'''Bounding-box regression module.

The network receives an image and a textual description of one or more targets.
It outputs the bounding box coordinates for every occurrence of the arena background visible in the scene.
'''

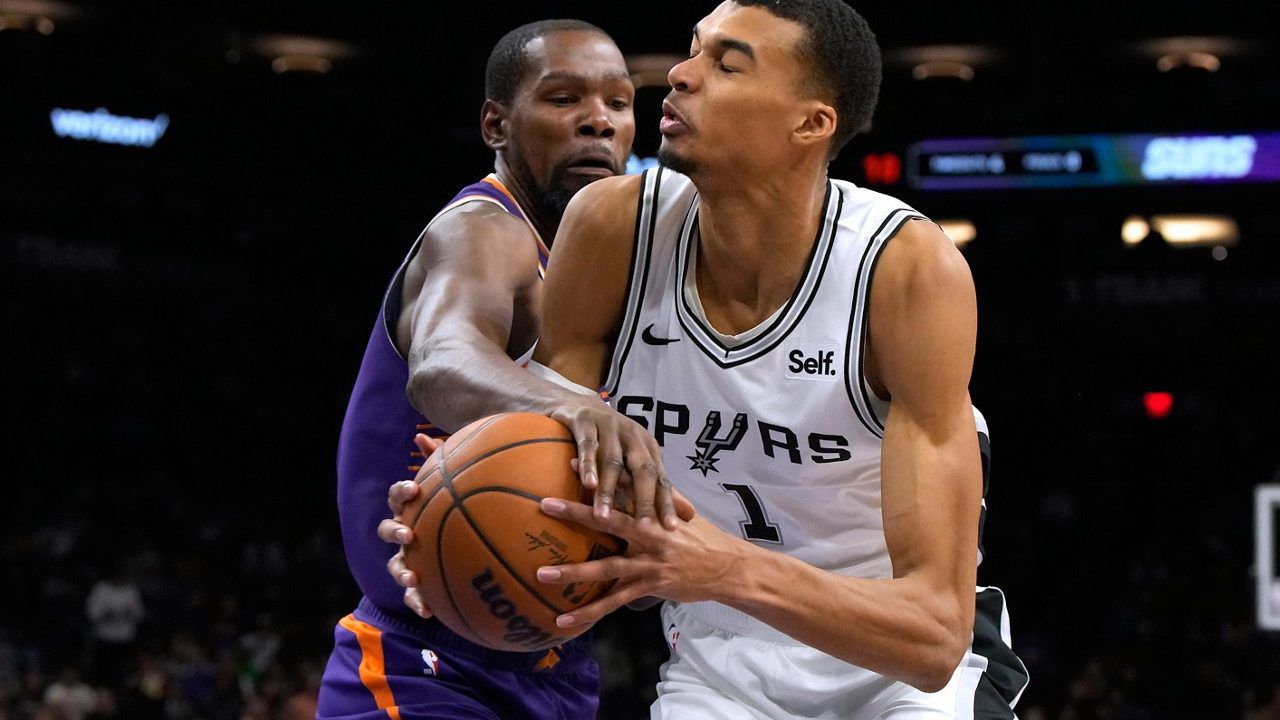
[3,1,1279,718]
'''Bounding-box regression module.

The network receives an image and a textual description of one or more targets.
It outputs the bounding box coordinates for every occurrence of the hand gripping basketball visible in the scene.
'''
[393,413,627,651]
[380,433,442,619]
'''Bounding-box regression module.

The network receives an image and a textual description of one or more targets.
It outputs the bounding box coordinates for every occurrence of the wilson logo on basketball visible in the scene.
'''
[471,569,557,649]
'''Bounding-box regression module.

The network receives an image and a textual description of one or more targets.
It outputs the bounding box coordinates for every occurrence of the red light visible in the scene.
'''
[1143,392,1174,419]
[861,152,902,185]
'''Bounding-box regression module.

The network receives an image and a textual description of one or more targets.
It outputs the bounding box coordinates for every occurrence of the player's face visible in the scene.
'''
[506,31,636,218]
[659,2,812,176]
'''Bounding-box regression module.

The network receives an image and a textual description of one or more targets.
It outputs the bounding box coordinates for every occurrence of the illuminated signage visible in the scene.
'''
[1258,485,1280,631]
[1141,135,1256,180]
[861,152,902,185]
[907,132,1280,190]
[50,108,170,148]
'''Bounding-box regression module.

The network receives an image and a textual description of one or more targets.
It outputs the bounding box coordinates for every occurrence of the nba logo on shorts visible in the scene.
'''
[666,623,680,653]
[420,649,440,676]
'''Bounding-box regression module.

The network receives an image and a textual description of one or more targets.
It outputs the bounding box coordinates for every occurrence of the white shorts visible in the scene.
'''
[649,588,1026,720]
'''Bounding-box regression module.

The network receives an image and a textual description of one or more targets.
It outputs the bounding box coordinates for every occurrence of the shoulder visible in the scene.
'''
[424,199,532,247]
[829,181,925,231]
[411,199,539,274]
[560,173,645,233]
[823,181,967,291]
[879,218,972,298]
[550,173,647,265]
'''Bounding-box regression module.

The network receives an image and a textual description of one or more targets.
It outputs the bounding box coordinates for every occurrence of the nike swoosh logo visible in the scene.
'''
[641,324,679,345]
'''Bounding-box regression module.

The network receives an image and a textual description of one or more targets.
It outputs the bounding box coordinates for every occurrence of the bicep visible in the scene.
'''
[534,176,640,388]
[407,208,541,362]
[869,219,982,583]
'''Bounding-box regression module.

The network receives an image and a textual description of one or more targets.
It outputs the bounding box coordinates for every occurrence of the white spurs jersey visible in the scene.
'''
[604,168,989,635]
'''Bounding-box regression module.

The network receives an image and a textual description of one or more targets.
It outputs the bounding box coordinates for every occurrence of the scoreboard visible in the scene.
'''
[904,132,1280,190]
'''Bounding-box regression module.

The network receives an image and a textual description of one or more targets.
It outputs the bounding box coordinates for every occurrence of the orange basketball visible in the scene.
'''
[398,412,623,652]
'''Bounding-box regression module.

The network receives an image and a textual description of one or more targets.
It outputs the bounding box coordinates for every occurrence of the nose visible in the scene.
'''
[667,56,697,93]
[577,97,616,138]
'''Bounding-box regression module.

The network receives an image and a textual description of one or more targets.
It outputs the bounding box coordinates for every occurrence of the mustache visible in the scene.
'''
[555,146,623,175]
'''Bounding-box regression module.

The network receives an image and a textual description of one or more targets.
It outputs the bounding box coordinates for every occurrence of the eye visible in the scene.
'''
[717,61,736,74]
[548,95,576,106]
[610,99,631,110]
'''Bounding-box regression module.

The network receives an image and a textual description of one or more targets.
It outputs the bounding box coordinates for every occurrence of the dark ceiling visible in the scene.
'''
[3,0,1278,206]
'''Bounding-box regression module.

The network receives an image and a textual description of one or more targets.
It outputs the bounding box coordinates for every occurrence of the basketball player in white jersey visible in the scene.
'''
[514,1,1030,717]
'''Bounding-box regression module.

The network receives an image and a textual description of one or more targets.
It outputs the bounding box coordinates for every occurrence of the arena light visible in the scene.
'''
[271,55,332,75]
[887,44,997,83]
[912,61,974,81]
[1140,36,1244,74]
[1121,216,1150,246]
[0,13,52,32]
[1157,51,1221,73]
[1149,214,1239,247]
[245,34,351,75]
[937,219,976,247]
[0,0,75,34]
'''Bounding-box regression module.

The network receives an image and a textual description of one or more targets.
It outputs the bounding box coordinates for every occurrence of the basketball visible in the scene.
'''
[399,412,624,652]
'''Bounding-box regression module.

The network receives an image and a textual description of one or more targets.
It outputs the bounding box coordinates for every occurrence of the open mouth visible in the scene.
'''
[660,101,689,135]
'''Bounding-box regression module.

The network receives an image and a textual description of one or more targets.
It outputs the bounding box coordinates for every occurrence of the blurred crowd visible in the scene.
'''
[0,508,332,720]
[3,496,1278,720]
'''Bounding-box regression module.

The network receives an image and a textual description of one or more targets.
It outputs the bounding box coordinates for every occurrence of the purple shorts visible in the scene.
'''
[317,597,600,720]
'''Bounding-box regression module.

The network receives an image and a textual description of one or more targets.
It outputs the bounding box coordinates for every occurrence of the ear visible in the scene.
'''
[481,99,510,152]
[793,101,838,151]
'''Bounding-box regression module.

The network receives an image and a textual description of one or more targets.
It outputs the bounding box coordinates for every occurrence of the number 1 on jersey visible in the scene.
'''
[720,483,782,544]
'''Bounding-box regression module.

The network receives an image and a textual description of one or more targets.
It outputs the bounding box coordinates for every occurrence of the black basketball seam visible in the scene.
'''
[450,475,592,619]
[440,413,510,464]
[408,463,448,506]
[408,436,574,528]
[407,432,579,648]
[452,486,623,612]
[434,502,487,644]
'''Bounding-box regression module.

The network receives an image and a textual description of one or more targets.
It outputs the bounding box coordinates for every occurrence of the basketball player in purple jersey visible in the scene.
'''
[318,20,684,720]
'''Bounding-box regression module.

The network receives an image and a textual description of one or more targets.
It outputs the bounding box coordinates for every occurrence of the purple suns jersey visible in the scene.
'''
[336,175,548,614]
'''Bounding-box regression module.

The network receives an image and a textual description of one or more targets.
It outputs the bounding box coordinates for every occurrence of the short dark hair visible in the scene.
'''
[484,19,611,105]
[733,0,881,159]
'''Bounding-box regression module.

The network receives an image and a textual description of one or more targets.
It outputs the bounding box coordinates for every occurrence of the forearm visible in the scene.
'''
[720,544,968,692]
[407,336,585,433]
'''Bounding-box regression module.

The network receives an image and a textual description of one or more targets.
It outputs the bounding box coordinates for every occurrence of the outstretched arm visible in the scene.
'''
[538,218,983,691]
[399,201,556,426]
[382,178,689,614]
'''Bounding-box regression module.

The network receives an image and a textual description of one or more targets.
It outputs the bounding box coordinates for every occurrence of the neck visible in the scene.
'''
[691,161,830,332]
[493,158,557,244]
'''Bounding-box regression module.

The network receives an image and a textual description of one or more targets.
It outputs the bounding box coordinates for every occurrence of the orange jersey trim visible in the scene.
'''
[533,647,561,672]
[338,614,403,720]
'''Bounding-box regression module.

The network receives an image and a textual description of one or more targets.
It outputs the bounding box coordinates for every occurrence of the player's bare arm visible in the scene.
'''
[399,202,548,423]
[537,218,983,692]
[381,176,695,614]
[532,173,685,527]
[378,202,549,615]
